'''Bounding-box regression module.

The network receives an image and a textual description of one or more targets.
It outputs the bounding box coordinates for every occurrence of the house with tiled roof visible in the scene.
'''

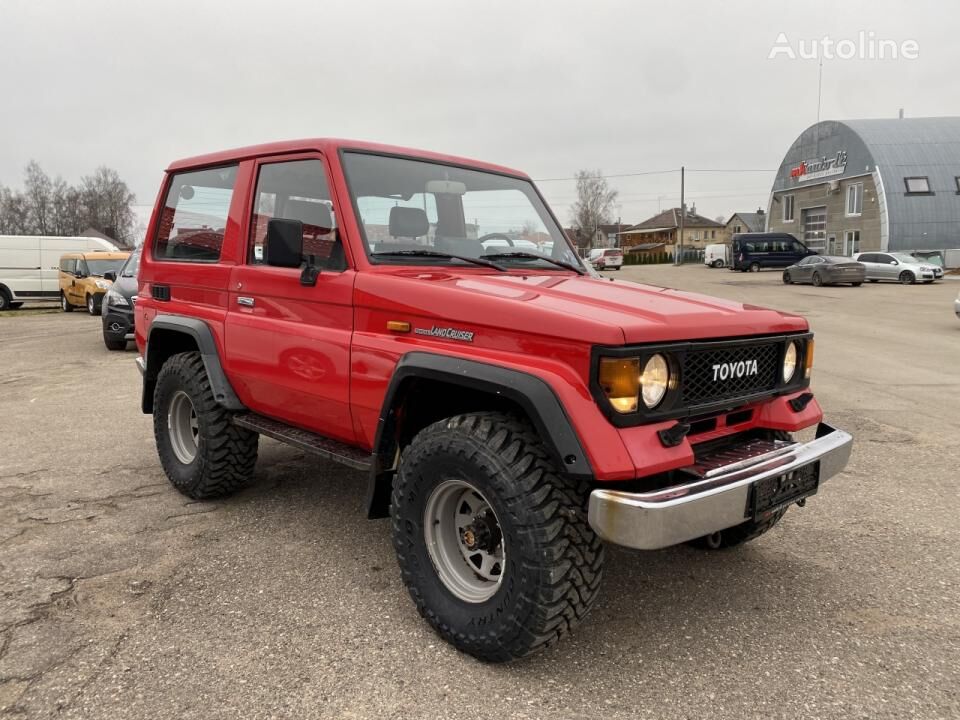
[618,207,724,249]
[725,210,766,236]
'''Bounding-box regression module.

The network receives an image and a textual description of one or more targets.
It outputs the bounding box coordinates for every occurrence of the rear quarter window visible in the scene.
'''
[154,165,238,262]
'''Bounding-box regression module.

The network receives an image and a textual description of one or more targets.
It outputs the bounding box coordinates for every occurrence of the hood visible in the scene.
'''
[356,270,808,346]
[111,274,138,298]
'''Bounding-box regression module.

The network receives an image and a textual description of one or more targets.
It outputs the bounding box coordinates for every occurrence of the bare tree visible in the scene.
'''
[570,170,617,247]
[0,186,31,234]
[0,162,137,243]
[24,161,53,235]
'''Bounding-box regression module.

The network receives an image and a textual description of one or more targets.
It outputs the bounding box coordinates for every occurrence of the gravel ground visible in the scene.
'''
[0,267,957,719]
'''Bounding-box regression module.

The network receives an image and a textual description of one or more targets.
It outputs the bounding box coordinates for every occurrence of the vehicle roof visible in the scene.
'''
[61,251,129,259]
[166,138,530,179]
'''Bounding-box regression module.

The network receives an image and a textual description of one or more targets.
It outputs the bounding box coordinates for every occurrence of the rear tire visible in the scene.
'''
[852,282,862,287]
[688,430,793,550]
[61,292,74,312]
[10,302,23,309]
[812,272,823,287]
[712,260,723,268]
[153,351,259,499]
[749,262,760,272]
[391,412,604,662]
[899,271,915,285]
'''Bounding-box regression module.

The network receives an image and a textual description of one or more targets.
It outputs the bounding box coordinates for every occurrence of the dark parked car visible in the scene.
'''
[783,255,865,287]
[731,233,816,272]
[101,246,140,350]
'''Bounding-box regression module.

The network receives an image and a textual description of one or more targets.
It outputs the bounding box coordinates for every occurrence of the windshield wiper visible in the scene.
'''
[483,251,586,275]
[372,249,507,272]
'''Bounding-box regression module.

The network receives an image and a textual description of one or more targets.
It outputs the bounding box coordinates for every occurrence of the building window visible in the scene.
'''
[846,182,863,216]
[904,176,932,194]
[783,194,795,222]
[844,230,860,256]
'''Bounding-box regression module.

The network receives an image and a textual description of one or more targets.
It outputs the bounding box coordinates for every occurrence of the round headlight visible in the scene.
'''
[641,354,669,408]
[783,341,798,383]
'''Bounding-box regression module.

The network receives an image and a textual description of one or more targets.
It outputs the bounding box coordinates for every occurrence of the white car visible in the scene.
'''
[853,251,942,284]
[704,243,729,268]
[955,290,960,319]
[588,248,623,270]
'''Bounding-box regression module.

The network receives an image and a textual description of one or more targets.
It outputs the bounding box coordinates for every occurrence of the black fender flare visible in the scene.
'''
[140,315,244,413]
[365,352,593,518]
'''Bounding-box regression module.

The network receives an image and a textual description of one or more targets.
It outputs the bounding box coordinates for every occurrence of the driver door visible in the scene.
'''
[224,154,357,444]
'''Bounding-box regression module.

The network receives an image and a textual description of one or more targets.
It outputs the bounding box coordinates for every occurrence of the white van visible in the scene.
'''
[0,235,117,310]
[704,243,729,268]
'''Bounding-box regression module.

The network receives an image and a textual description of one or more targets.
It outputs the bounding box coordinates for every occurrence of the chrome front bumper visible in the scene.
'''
[588,423,853,550]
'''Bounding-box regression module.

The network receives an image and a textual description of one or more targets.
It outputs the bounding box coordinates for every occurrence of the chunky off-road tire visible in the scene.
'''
[688,430,792,550]
[391,412,604,662]
[153,351,258,499]
[61,292,74,312]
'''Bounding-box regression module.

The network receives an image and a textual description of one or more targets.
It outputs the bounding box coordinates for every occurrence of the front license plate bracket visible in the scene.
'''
[748,461,820,519]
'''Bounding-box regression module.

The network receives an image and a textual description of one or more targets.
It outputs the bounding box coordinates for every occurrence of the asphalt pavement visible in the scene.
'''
[0,267,957,719]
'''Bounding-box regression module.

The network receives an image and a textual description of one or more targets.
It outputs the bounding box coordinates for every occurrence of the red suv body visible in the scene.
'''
[136,139,852,661]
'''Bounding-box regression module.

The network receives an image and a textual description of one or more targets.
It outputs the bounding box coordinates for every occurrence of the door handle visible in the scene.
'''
[237,296,255,307]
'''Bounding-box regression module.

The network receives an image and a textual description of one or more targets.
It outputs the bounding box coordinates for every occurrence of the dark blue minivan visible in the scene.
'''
[731,233,816,272]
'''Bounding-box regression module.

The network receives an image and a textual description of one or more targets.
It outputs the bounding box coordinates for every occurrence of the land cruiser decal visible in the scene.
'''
[712,359,759,381]
[414,325,475,342]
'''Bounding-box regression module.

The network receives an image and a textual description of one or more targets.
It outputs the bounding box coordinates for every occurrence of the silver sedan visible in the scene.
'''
[783,255,866,287]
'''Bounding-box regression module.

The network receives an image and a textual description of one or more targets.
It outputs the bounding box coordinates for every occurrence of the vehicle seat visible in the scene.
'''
[389,206,429,240]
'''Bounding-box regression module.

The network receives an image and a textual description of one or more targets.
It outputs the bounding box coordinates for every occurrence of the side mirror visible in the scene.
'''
[103,271,116,282]
[889,260,898,265]
[265,218,303,268]
[75,270,86,279]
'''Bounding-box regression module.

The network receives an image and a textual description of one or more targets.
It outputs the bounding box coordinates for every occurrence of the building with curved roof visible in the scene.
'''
[766,117,960,256]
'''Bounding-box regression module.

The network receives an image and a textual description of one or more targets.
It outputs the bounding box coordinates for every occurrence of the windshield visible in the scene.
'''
[342,152,583,272]
[892,253,919,264]
[85,258,126,276]
[120,248,142,278]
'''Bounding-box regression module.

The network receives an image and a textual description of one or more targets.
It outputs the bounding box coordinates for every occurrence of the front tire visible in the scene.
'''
[87,294,102,316]
[391,412,604,662]
[153,352,258,499]
[782,271,792,284]
[0,289,11,311]
[899,271,915,285]
[103,335,127,351]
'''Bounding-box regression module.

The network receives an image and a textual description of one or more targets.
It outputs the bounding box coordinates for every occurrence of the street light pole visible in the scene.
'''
[676,166,685,265]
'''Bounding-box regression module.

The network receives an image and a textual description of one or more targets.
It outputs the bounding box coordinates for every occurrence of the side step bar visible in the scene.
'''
[233,413,372,471]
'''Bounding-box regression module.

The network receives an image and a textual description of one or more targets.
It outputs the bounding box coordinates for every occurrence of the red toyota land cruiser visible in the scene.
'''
[135,139,852,661]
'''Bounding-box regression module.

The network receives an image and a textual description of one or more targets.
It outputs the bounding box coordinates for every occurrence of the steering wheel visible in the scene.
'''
[478,233,515,248]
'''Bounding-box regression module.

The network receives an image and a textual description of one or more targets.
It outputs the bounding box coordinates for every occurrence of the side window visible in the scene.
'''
[876,253,892,264]
[60,257,75,273]
[249,159,345,271]
[77,258,89,275]
[154,165,238,262]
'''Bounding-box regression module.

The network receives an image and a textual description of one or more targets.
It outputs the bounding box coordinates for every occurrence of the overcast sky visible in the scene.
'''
[2,0,957,228]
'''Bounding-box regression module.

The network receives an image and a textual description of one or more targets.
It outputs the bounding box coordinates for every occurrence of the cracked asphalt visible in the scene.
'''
[1,267,958,719]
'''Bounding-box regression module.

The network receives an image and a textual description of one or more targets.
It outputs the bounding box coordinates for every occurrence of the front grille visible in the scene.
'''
[681,341,780,406]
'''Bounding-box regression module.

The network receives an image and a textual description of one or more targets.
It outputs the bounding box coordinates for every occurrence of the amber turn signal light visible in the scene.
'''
[387,321,411,333]
[598,357,640,413]
[805,339,815,379]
